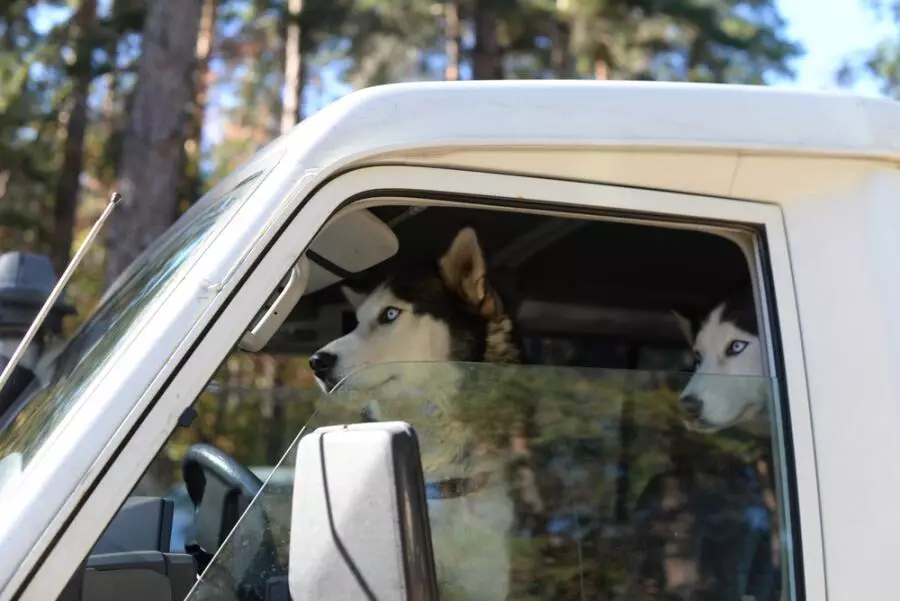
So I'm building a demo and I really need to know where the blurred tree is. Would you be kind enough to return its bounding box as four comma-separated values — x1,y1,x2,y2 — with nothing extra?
338,0,440,88
52,0,97,275
537,0,802,82
552,0,575,78
0,1,67,254
837,1,900,97
181,0,219,214
104,0,204,285
205,0,284,180
472,0,504,78
281,0,304,134
444,1,463,80
85,0,146,197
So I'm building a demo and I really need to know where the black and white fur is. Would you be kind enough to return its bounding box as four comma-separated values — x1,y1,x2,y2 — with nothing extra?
308,226,534,601
673,292,767,432
621,293,781,600
308,226,520,393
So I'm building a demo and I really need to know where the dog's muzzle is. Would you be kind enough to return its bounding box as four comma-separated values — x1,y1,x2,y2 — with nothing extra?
678,394,703,420
309,351,338,386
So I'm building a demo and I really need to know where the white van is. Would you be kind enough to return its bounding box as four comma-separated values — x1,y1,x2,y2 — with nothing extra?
0,80,898,601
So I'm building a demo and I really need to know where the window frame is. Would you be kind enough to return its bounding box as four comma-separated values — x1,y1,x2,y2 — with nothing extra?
20,165,823,601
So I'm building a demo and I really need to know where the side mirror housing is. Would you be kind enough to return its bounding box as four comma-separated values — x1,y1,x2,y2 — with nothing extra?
289,421,439,601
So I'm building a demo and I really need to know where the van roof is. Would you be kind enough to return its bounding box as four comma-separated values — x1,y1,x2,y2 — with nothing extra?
286,80,900,164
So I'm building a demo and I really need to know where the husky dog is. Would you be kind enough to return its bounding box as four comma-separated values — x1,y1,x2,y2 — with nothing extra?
308,226,520,392
673,291,767,432
308,226,536,601
622,293,781,601
621,291,781,601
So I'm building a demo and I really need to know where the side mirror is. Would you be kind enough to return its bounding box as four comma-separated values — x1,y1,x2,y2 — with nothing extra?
288,421,439,601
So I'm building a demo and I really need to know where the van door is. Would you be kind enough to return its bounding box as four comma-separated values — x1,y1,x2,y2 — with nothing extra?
20,165,823,601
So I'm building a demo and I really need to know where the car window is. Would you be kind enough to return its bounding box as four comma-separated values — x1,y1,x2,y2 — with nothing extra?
185,361,790,601
0,170,269,504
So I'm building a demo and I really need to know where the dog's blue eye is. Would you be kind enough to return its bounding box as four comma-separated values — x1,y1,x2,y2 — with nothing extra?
379,306,402,324
726,340,749,356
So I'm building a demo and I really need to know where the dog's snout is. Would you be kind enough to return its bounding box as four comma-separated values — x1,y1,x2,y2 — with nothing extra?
309,351,337,377
679,394,703,418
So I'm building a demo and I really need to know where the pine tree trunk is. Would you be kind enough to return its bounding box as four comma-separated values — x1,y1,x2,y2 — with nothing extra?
444,2,461,81
551,21,572,78
281,0,304,134
194,0,217,132
594,40,610,80
472,1,502,80
96,1,121,193
181,0,218,211
52,0,97,274
551,0,572,78
105,0,204,286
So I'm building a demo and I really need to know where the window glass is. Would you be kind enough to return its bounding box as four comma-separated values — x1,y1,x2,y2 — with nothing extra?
0,169,268,509
186,361,789,601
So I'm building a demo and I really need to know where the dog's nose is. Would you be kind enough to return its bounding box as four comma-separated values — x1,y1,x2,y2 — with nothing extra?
679,394,703,418
309,351,337,377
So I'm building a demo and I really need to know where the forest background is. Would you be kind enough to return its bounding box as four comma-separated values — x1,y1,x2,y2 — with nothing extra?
2,0,898,476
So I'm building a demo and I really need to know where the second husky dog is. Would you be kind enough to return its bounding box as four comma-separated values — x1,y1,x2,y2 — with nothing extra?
674,291,768,432
622,292,782,601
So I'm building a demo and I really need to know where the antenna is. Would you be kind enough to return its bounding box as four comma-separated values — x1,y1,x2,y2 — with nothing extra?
0,192,122,397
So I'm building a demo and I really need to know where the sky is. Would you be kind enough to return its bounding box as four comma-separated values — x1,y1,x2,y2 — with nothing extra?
772,0,891,95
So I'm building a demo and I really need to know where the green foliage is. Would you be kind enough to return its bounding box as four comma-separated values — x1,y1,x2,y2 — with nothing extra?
560,0,803,82
0,3,64,253
0,207,49,237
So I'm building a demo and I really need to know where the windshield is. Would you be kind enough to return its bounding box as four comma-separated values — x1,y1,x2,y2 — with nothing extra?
186,361,791,601
0,168,270,494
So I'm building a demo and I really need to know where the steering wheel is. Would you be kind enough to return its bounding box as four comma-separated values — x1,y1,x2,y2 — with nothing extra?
183,444,289,599
182,443,263,558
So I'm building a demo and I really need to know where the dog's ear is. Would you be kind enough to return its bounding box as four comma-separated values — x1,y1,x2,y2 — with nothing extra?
439,226,499,316
340,285,368,310
671,310,695,345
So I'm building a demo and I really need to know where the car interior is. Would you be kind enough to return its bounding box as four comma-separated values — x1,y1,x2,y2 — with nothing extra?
61,201,773,601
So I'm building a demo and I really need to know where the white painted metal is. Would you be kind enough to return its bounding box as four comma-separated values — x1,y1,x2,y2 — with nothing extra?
779,169,900,601
286,80,900,165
